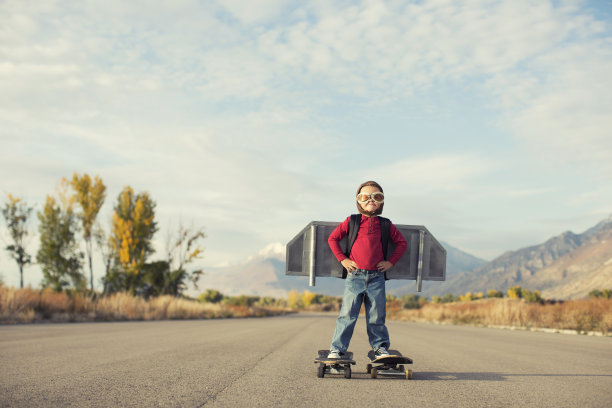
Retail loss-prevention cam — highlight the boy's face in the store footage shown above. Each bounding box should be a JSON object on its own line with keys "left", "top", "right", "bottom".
{"left": 357, "top": 185, "right": 382, "bottom": 214}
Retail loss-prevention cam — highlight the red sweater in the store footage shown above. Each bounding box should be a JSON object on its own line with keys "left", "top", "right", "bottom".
{"left": 328, "top": 215, "right": 408, "bottom": 270}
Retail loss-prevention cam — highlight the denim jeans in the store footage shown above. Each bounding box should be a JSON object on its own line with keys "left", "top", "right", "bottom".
{"left": 330, "top": 269, "right": 390, "bottom": 353}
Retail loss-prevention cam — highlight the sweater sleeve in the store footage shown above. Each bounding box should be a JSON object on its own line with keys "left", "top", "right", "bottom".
{"left": 328, "top": 216, "right": 351, "bottom": 262}
{"left": 388, "top": 223, "right": 408, "bottom": 265}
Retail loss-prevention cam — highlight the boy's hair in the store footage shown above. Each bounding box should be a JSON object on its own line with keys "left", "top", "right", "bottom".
{"left": 356, "top": 180, "right": 384, "bottom": 216}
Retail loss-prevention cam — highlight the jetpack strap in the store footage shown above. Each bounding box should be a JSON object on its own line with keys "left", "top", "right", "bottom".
{"left": 347, "top": 214, "right": 361, "bottom": 255}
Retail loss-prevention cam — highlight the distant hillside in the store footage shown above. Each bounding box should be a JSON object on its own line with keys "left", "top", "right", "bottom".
{"left": 386, "top": 242, "right": 486, "bottom": 295}
{"left": 196, "top": 217, "right": 612, "bottom": 300}
{"left": 422, "top": 217, "right": 612, "bottom": 300}
{"left": 197, "top": 241, "right": 486, "bottom": 298}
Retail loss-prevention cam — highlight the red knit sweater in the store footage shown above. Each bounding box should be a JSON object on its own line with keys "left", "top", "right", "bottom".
{"left": 328, "top": 215, "right": 408, "bottom": 270}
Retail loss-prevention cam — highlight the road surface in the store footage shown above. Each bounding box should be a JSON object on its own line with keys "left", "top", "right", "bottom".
{"left": 1, "top": 313, "right": 611, "bottom": 407}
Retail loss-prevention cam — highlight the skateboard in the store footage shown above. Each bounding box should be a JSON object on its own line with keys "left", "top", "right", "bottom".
{"left": 366, "top": 349, "right": 414, "bottom": 379}
{"left": 314, "top": 350, "right": 356, "bottom": 379}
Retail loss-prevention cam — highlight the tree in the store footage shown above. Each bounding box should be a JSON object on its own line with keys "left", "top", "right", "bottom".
{"left": 94, "top": 224, "right": 115, "bottom": 294}
{"left": 1, "top": 194, "right": 33, "bottom": 288}
{"left": 70, "top": 173, "right": 106, "bottom": 291}
{"left": 507, "top": 285, "right": 523, "bottom": 299}
{"left": 199, "top": 289, "right": 223, "bottom": 303}
{"left": 36, "top": 196, "right": 85, "bottom": 291}
{"left": 507, "top": 286, "right": 542, "bottom": 303}
{"left": 139, "top": 223, "right": 207, "bottom": 297}
{"left": 302, "top": 290, "right": 316, "bottom": 308}
{"left": 107, "top": 187, "right": 157, "bottom": 294}
{"left": 164, "top": 222, "right": 206, "bottom": 296}
{"left": 487, "top": 289, "right": 504, "bottom": 298}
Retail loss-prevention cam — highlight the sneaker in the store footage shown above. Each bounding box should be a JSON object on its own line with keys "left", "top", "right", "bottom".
{"left": 375, "top": 346, "right": 390, "bottom": 358}
{"left": 328, "top": 350, "right": 342, "bottom": 359}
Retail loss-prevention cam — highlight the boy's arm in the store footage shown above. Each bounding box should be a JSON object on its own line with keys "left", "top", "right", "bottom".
{"left": 328, "top": 217, "right": 351, "bottom": 262}
{"left": 387, "top": 224, "right": 408, "bottom": 265}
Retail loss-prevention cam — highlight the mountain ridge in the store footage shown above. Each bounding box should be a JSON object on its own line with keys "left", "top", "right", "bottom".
{"left": 421, "top": 216, "right": 612, "bottom": 299}
{"left": 195, "top": 217, "right": 612, "bottom": 300}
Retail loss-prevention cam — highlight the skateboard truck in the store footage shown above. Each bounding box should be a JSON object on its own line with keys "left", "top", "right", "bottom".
{"left": 314, "top": 350, "right": 356, "bottom": 379}
{"left": 367, "top": 350, "right": 414, "bottom": 380}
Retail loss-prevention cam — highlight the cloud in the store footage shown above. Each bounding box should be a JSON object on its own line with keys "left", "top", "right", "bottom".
{"left": 245, "top": 242, "right": 286, "bottom": 263}
{"left": 1, "top": 0, "right": 611, "bottom": 286}
{"left": 219, "top": 0, "right": 293, "bottom": 24}
{"left": 369, "top": 154, "right": 497, "bottom": 192}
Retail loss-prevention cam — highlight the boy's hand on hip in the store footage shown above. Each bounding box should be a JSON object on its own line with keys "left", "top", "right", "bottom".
{"left": 341, "top": 259, "right": 358, "bottom": 271}
{"left": 377, "top": 261, "right": 393, "bottom": 272}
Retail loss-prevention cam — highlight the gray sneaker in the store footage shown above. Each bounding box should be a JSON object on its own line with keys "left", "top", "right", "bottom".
{"left": 375, "top": 346, "right": 390, "bottom": 358}
{"left": 328, "top": 350, "right": 342, "bottom": 359}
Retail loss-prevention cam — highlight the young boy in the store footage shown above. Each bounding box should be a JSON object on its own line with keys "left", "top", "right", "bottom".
{"left": 327, "top": 181, "right": 408, "bottom": 359}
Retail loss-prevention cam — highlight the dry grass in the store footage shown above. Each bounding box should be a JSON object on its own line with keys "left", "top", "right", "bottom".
{"left": 388, "top": 298, "right": 612, "bottom": 335}
{"left": 0, "top": 285, "right": 290, "bottom": 324}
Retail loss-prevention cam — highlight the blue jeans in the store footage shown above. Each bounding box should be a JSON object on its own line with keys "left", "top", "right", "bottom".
{"left": 330, "top": 269, "right": 390, "bottom": 352}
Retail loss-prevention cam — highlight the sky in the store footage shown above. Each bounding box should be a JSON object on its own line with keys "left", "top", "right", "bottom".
{"left": 1, "top": 0, "right": 611, "bottom": 290}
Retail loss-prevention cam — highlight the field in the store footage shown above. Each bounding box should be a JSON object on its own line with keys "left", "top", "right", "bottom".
{"left": 386, "top": 297, "right": 612, "bottom": 335}
{"left": 2, "top": 285, "right": 611, "bottom": 335}
{"left": 0, "top": 285, "right": 291, "bottom": 323}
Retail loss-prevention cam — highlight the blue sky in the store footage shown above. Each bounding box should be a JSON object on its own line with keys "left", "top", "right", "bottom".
{"left": 1, "top": 0, "right": 611, "bottom": 290}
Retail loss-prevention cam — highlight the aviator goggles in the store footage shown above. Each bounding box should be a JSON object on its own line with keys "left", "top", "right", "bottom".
{"left": 356, "top": 192, "right": 385, "bottom": 204}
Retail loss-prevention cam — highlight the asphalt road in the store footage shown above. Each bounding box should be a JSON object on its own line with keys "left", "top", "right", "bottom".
{"left": 1, "top": 313, "right": 611, "bottom": 407}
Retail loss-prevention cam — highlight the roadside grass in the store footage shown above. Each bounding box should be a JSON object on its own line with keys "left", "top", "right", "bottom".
{"left": 3, "top": 283, "right": 611, "bottom": 335}
{"left": 0, "top": 285, "right": 291, "bottom": 324}
{"left": 387, "top": 297, "right": 612, "bottom": 335}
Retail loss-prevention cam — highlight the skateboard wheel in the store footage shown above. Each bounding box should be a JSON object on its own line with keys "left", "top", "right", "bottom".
{"left": 317, "top": 365, "right": 325, "bottom": 378}
{"left": 371, "top": 368, "right": 378, "bottom": 379}
{"left": 405, "top": 369, "right": 413, "bottom": 380}
{"left": 344, "top": 365, "right": 351, "bottom": 379}
{"left": 366, "top": 364, "right": 372, "bottom": 374}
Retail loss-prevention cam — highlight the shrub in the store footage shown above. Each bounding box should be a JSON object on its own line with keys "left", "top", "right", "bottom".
{"left": 432, "top": 293, "right": 457, "bottom": 303}
{"left": 487, "top": 289, "right": 504, "bottom": 298}
{"left": 589, "top": 289, "right": 612, "bottom": 299}
{"left": 507, "top": 286, "right": 542, "bottom": 303}
{"left": 401, "top": 294, "right": 427, "bottom": 309}
{"left": 223, "top": 295, "right": 259, "bottom": 307}
{"left": 507, "top": 285, "right": 523, "bottom": 299}
{"left": 302, "top": 291, "right": 316, "bottom": 308}
{"left": 287, "top": 290, "right": 301, "bottom": 309}
{"left": 523, "top": 289, "right": 542, "bottom": 303}
{"left": 198, "top": 289, "right": 224, "bottom": 303}
{"left": 458, "top": 292, "right": 485, "bottom": 302}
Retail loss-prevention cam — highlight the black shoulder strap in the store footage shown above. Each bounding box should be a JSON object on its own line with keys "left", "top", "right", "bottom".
{"left": 347, "top": 214, "right": 390, "bottom": 258}
{"left": 379, "top": 216, "right": 391, "bottom": 260}
{"left": 347, "top": 214, "right": 361, "bottom": 256}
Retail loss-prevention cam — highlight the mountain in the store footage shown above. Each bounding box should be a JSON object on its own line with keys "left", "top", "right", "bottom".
{"left": 386, "top": 242, "right": 486, "bottom": 295}
{"left": 196, "top": 241, "right": 486, "bottom": 298}
{"left": 196, "top": 217, "right": 612, "bottom": 300}
{"left": 195, "top": 243, "right": 346, "bottom": 297}
{"left": 421, "top": 217, "right": 612, "bottom": 299}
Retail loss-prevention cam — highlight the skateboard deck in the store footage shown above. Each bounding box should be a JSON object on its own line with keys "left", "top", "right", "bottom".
{"left": 314, "top": 350, "right": 355, "bottom": 379}
{"left": 367, "top": 349, "right": 414, "bottom": 379}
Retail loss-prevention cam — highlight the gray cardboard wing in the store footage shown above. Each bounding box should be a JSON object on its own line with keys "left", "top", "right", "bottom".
{"left": 285, "top": 221, "right": 446, "bottom": 292}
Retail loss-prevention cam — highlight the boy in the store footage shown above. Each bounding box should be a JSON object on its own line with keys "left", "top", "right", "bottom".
{"left": 327, "top": 181, "right": 408, "bottom": 359}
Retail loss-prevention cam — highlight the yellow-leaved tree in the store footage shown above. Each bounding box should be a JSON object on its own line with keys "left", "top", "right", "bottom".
{"left": 107, "top": 187, "right": 157, "bottom": 294}
{"left": 70, "top": 173, "right": 106, "bottom": 291}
